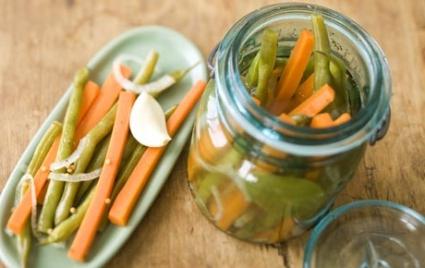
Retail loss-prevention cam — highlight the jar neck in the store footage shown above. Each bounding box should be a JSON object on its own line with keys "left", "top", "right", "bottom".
{"left": 214, "top": 3, "right": 391, "bottom": 157}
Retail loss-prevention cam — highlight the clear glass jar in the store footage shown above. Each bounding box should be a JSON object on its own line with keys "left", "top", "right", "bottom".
{"left": 187, "top": 3, "right": 391, "bottom": 243}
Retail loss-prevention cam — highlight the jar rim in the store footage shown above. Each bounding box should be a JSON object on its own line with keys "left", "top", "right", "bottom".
{"left": 214, "top": 3, "right": 391, "bottom": 156}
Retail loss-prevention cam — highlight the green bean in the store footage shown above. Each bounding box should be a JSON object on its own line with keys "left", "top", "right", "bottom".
{"left": 27, "top": 121, "right": 62, "bottom": 176}
{"left": 16, "top": 182, "right": 31, "bottom": 268}
{"left": 301, "top": 57, "right": 314, "bottom": 82}
{"left": 40, "top": 185, "right": 96, "bottom": 244}
{"left": 265, "top": 68, "right": 280, "bottom": 107}
{"left": 329, "top": 55, "right": 353, "bottom": 115}
{"left": 122, "top": 135, "right": 138, "bottom": 162}
{"left": 275, "top": 57, "right": 288, "bottom": 69}
{"left": 255, "top": 29, "right": 278, "bottom": 104}
{"left": 312, "top": 14, "right": 332, "bottom": 90}
{"left": 54, "top": 104, "right": 117, "bottom": 225}
{"left": 133, "top": 50, "right": 159, "bottom": 85}
{"left": 75, "top": 135, "right": 111, "bottom": 203}
{"left": 246, "top": 52, "right": 260, "bottom": 88}
{"left": 38, "top": 67, "right": 89, "bottom": 233}
{"left": 169, "top": 62, "right": 200, "bottom": 82}
{"left": 98, "top": 105, "right": 177, "bottom": 231}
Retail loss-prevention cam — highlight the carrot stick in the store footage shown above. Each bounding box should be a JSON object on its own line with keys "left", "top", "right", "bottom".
{"left": 310, "top": 113, "right": 334, "bottom": 128}
{"left": 209, "top": 184, "right": 249, "bottom": 230}
{"left": 108, "top": 80, "right": 207, "bottom": 226}
{"left": 289, "top": 84, "right": 335, "bottom": 117}
{"left": 286, "top": 73, "right": 314, "bottom": 112}
{"left": 7, "top": 139, "right": 60, "bottom": 234}
{"left": 271, "top": 30, "right": 314, "bottom": 114}
{"left": 37, "top": 183, "right": 48, "bottom": 205}
{"left": 68, "top": 91, "right": 135, "bottom": 262}
{"left": 6, "top": 80, "right": 102, "bottom": 235}
{"left": 334, "top": 112, "right": 351, "bottom": 125}
{"left": 78, "top": 81, "right": 100, "bottom": 122}
{"left": 252, "top": 96, "right": 261, "bottom": 106}
{"left": 76, "top": 65, "right": 131, "bottom": 139}
{"left": 278, "top": 113, "right": 295, "bottom": 125}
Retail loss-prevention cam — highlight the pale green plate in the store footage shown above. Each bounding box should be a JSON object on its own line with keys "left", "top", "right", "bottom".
{"left": 0, "top": 25, "right": 207, "bottom": 268}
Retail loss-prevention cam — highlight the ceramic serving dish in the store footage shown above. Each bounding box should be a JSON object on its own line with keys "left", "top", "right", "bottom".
{"left": 0, "top": 25, "right": 207, "bottom": 268}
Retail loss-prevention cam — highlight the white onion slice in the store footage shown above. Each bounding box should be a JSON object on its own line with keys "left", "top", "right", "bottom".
{"left": 48, "top": 168, "right": 101, "bottom": 182}
{"left": 50, "top": 137, "right": 88, "bottom": 171}
{"left": 113, "top": 54, "right": 176, "bottom": 95}
{"left": 130, "top": 91, "right": 171, "bottom": 147}
{"left": 16, "top": 174, "right": 42, "bottom": 239}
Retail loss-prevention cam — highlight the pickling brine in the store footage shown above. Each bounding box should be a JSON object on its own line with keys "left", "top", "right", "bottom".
{"left": 187, "top": 3, "right": 390, "bottom": 243}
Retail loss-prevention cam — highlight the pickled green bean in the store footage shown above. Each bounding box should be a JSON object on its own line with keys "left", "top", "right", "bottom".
{"left": 256, "top": 29, "right": 278, "bottom": 104}
{"left": 133, "top": 50, "right": 159, "bottom": 85}
{"left": 246, "top": 52, "right": 260, "bottom": 88}
{"left": 301, "top": 57, "right": 314, "bottom": 82}
{"left": 40, "top": 185, "right": 96, "bottom": 244}
{"left": 312, "top": 14, "right": 332, "bottom": 90}
{"left": 75, "top": 135, "right": 111, "bottom": 203}
{"left": 329, "top": 55, "right": 352, "bottom": 115}
{"left": 54, "top": 104, "right": 117, "bottom": 225}
{"left": 27, "top": 121, "right": 62, "bottom": 176}
{"left": 38, "top": 67, "right": 89, "bottom": 233}
{"left": 275, "top": 57, "right": 288, "bottom": 69}
{"left": 265, "top": 68, "right": 280, "bottom": 107}
{"left": 121, "top": 135, "right": 138, "bottom": 162}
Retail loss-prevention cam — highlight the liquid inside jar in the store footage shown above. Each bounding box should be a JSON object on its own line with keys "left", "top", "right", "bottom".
{"left": 187, "top": 12, "right": 379, "bottom": 243}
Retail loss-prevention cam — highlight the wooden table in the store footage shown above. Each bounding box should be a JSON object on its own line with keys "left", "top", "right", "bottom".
{"left": 1, "top": 0, "right": 424, "bottom": 267}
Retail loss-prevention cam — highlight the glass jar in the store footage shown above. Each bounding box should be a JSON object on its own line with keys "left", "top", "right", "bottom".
{"left": 187, "top": 3, "right": 391, "bottom": 243}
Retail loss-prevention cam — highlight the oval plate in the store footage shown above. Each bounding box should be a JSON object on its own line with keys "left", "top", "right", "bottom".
{"left": 0, "top": 25, "right": 207, "bottom": 268}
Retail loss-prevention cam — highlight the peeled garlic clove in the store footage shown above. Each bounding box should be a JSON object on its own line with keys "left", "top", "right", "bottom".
{"left": 130, "top": 91, "right": 171, "bottom": 147}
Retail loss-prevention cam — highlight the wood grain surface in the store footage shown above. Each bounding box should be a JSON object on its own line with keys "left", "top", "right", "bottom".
{"left": 1, "top": 0, "right": 424, "bottom": 267}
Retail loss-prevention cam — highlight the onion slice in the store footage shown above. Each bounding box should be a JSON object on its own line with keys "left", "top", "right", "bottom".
{"left": 50, "top": 137, "right": 88, "bottom": 171}
{"left": 48, "top": 168, "right": 101, "bottom": 182}
{"left": 15, "top": 174, "right": 43, "bottom": 239}
{"left": 113, "top": 54, "right": 176, "bottom": 95}
{"left": 130, "top": 91, "right": 171, "bottom": 147}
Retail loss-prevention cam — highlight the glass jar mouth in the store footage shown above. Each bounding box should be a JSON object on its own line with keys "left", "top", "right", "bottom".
{"left": 214, "top": 3, "right": 391, "bottom": 156}
{"left": 302, "top": 200, "right": 425, "bottom": 268}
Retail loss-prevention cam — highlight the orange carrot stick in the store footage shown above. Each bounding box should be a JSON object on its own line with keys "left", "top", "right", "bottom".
{"left": 271, "top": 30, "right": 314, "bottom": 114}
{"left": 76, "top": 65, "right": 131, "bottom": 139}
{"left": 68, "top": 91, "right": 135, "bottom": 262}
{"left": 209, "top": 185, "right": 249, "bottom": 230}
{"left": 108, "top": 80, "right": 207, "bottom": 226}
{"left": 278, "top": 113, "right": 295, "bottom": 125}
{"left": 289, "top": 84, "right": 335, "bottom": 117}
{"left": 78, "top": 81, "right": 100, "bottom": 122}
{"left": 286, "top": 73, "right": 314, "bottom": 112}
{"left": 37, "top": 183, "right": 48, "bottom": 205}
{"left": 7, "top": 139, "right": 60, "bottom": 234}
{"left": 6, "top": 79, "right": 102, "bottom": 235}
{"left": 334, "top": 113, "right": 351, "bottom": 125}
{"left": 252, "top": 96, "right": 261, "bottom": 106}
{"left": 310, "top": 113, "right": 334, "bottom": 128}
